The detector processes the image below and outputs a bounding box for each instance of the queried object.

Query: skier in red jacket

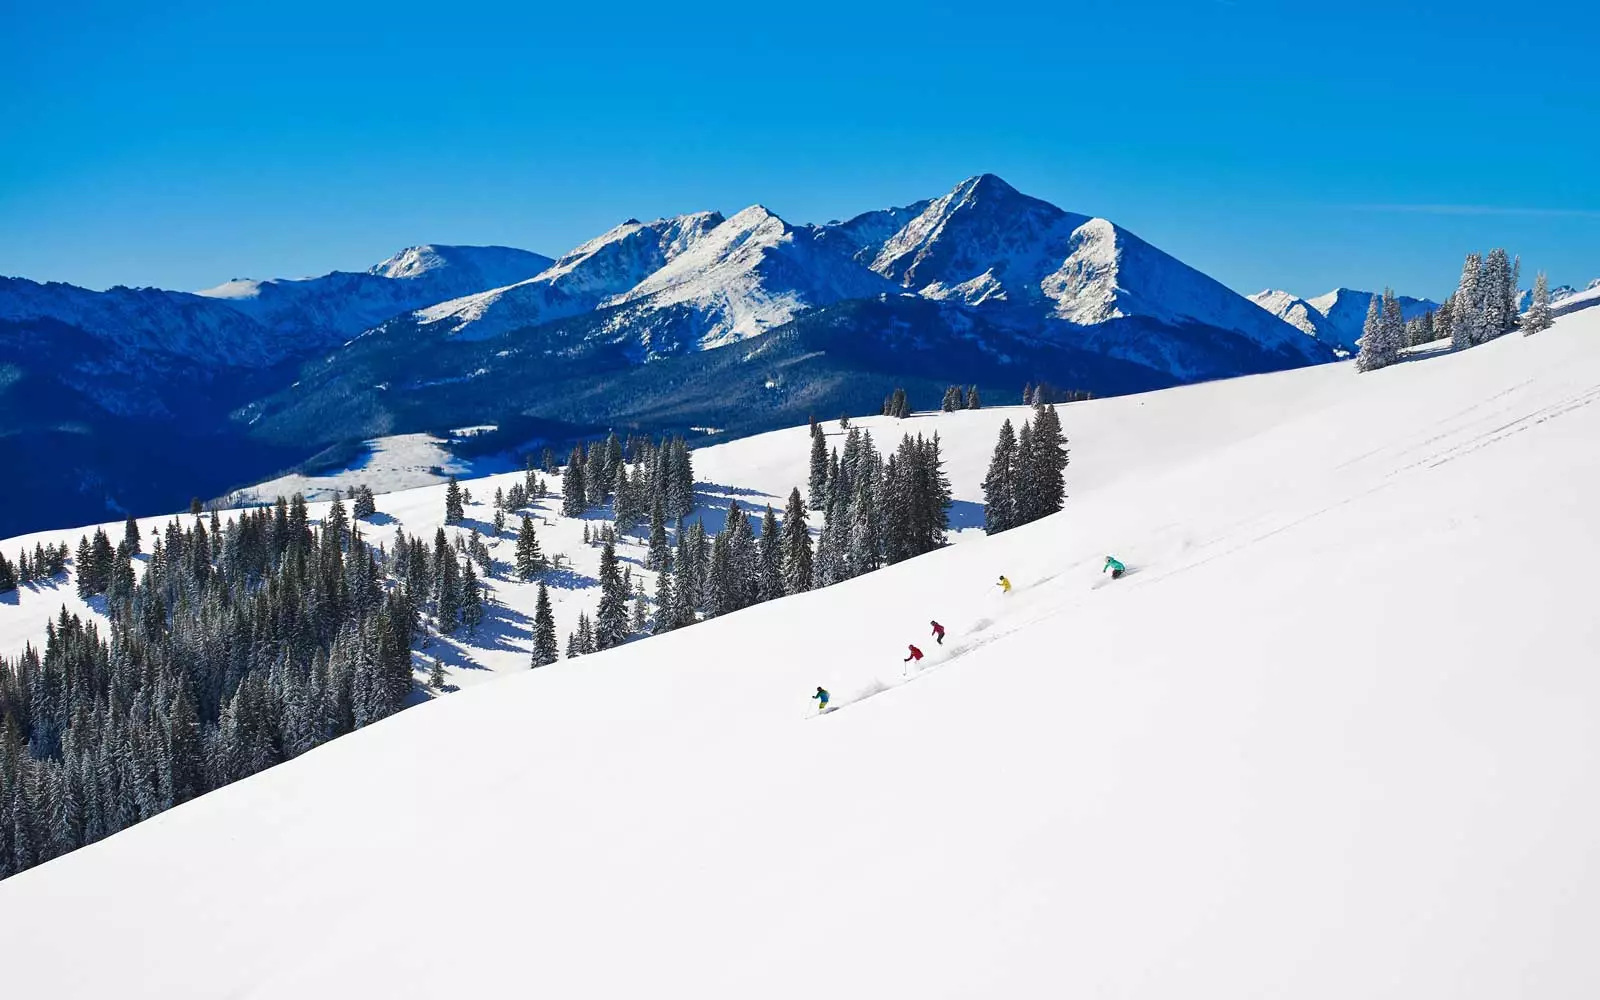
[930,621,945,645]
[903,644,924,664]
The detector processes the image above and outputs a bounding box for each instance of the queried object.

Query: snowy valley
[1,298,1598,997]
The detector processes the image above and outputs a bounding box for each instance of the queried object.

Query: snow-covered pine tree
[1012,420,1041,525]
[444,477,465,524]
[122,516,141,556]
[808,425,828,509]
[1031,404,1069,518]
[1380,288,1405,365]
[562,447,587,517]
[757,505,782,602]
[1525,271,1554,335]
[1355,294,1387,372]
[781,487,812,595]
[652,570,678,635]
[594,540,629,649]
[646,494,671,571]
[428,658,447,692]
[460,558,484,630]
[1452,252,1484,349]
[631,577,649,634]
[1482,248,1512,340]
[1021,381,1033,404]
[542,446,558,474]
[982,419,1019,535]
[353,484,377,520]
[965,385,981,409]
[326,490,350,551]
[531,583,558,666]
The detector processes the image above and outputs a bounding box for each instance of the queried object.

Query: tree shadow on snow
[540,567,600,591]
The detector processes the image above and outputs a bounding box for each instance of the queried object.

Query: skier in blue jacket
[813,686,830,713]
[1103,555,1126,580]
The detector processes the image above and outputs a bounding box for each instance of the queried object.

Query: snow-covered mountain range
[0,173,1410,534]
[1249,286,1440,353]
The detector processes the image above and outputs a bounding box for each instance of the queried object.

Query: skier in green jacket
[1103,555,1126,580]
[813,686,830,713]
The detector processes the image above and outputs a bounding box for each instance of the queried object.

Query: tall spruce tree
[531,583,558,666]
[781,488,812,595]
[594,541,629,649]
[444,477,465,524]
[562,447,587,517]
[1356,294,1387,372]
[808,424,828,509]
[1524,271,1554,335]
[757,505,782,602]
[982,419,1019,535]
[1453,252,1484,349]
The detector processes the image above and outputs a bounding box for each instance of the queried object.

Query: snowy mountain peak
[412,213,725,340]
[1248,289,1344,348]
[1301,287,1439,352]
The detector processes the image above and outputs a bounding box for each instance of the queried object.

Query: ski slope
[5,309,1600,998]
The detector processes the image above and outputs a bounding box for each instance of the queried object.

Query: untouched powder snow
[4,310,1600,997]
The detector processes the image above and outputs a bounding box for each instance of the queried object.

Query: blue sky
[2,0,1594,299]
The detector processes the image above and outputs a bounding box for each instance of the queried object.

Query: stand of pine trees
[0,493,458,881]
[981,403,1069,534]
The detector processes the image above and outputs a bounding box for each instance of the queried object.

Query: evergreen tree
[460,558,484,630]
[326,491,350,551]
[542,446,558,474]
[1012,420,1041,524]
[594,541,629,649]
[1030,404,1069,518]
[652,570,678,635]
[122,516,141,556]
[562,447,587,517]
[352,484,377,520]
[444,476,465,524]
[1525,271,1554,335]
[428,657,447,692]
[631,577,649,634]
[808,424,829,509]
[1355,294,1390,372]
[941,386,961,412]
[531,583,558,666]
[1435,293,1455,346]
[1482,248,1513,339]
[514,516,544,580]
[757,505,782,602]
[1380,288,1405,364]
[982,419,1019,535]
[0,554,15,594]
[646,495,671,571]
[965,385,981,409]
[1452,252,1485,349]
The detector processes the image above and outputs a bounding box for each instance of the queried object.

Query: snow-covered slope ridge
[1304,286,1438,351]
[866,175,1325,362]
[7,307,1600,997]
[410,214,724,339]
[1249,288,1345,347]
[196,244,555,339]
[601,205,901,350]
[0,276,293,366]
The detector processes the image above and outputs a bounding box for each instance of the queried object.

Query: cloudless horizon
[2,0,1595,300]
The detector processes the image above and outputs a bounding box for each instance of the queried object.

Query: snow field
[2,307,1600,997]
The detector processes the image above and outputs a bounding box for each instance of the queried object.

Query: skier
[930,620,945,645]
[1103,555,1126,580]
[904,644,924,664]
[813,686,830,713]
[997,574,1012,594]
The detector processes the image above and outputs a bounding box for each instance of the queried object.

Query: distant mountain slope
[1249,289,1347,350]
[197,243,554,339]
[413,215,722,340]
[242,295,1177,453]
[0,277,298,367]
[1304,287,1439,351]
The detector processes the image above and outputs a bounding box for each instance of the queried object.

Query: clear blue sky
[2,0,1595,300]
